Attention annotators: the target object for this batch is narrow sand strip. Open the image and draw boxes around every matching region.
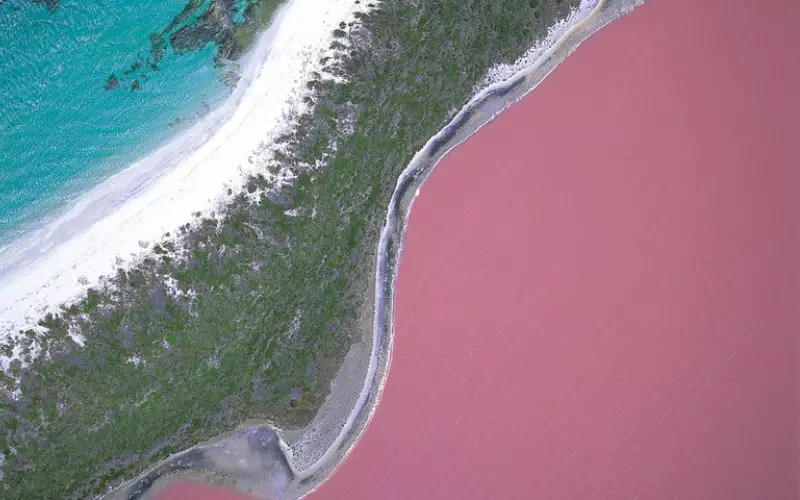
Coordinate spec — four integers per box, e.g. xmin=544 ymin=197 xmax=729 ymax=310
xmin=284 ymin=1 xmax=654 ymax=497
xmin=3 ymin=0 xmax=638 ymax=496
xmin=0 ymin=0 xmax=364 ymax=341
xmin=104 ymin=2 xmax=629 ymax=497
xmin=101 ymin=2 xmax=641 ymax=498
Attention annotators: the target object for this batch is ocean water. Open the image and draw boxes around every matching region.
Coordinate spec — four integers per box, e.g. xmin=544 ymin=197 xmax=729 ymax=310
xmin=0 ymin=0 xmax=231 ymax=244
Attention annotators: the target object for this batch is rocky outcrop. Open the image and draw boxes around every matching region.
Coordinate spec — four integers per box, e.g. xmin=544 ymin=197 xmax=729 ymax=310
xmin=106 ymin=0 xmax=266 ymax=92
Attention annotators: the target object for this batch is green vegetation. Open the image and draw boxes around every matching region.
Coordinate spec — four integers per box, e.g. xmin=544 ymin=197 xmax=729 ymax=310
xmin=0 ymin=0 xmax=579 ymax=496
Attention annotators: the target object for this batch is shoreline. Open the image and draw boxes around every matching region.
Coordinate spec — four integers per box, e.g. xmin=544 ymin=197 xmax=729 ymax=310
xmin=0 ymin=0 xmax=366 ymax=344
xmin=311 ymin=0 xmax=800 ymax=493
xmin=109 ymin=1 xmax=646 ymax=498
xmin=0 ymin=0 xmax=641 ymax=495
xmin=293 ymin=0 xmax=647 ymax=496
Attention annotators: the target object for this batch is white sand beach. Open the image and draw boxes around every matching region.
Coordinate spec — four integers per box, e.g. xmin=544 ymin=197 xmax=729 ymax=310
xmin=0 ymin=0 xmax=364 ymax=342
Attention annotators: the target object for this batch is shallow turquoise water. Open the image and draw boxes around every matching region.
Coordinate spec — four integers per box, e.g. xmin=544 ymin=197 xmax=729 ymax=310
xmin=0 ymin=0 xmax=230 ymax=244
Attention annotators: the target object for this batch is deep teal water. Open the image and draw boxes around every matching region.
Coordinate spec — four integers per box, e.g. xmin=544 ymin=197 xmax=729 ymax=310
xmin=0 ymin=0 xmax=230 ymax=244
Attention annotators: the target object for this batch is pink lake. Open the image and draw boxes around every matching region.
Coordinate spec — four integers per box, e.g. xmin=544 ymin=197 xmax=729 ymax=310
xmin=154 ymin=480 xmax=257 ymax=500
xmin=312 ymin=0 xmax=800 ymax=498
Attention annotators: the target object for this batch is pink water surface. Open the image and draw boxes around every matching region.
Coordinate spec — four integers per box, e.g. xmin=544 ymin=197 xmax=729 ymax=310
xmin=313 ymin=0 xmax=800 ymax=498
xmin=154 ymin=480 xmax=258 ymax=500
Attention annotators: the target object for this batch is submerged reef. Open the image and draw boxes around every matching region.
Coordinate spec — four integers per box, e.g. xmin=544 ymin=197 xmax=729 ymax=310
xmin=32 ymin=0 xmax=59 ymax=12
xmin=106 ymin=0 xmax=280 ymax=91
xmin=0 ymin=0 xmax=60 ymax=12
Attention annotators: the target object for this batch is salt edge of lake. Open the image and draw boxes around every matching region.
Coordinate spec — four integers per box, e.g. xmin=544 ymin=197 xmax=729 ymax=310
xmin=291 ymin=0 xmax=618 ymax=497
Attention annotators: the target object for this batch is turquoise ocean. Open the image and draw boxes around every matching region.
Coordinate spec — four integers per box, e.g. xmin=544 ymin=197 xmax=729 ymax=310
xmin=0 ymin=0 xmax=238 ymax=245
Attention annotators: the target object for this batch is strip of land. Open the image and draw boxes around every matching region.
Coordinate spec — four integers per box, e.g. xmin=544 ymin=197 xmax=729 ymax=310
xmin=0 ymin=0 xmax=364 ymax=348
xmin=313 ymin=0 xmax=800 ymax=496
xmin=118 ymin=1 xmax=650 ymax=499
xmin=0 ymin=0 xmax=605 ymax=496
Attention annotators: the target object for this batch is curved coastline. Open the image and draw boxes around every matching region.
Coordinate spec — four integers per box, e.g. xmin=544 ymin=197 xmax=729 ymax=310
xmin=312 ymin=0 xmax=800 ymax=493
xmin=0 ymin=0 xmax=366 ymax=344
xmin=294 ymin=0 xmax=642 ymax=496
xmin=0 ymin=33 xmax=270 ymax=337
xmin=292 ymin=0 xmax=661 ymax=497
xmin=0 ymin=0 xmax=642 ymax=496
xmin=109 ymin=1 xmax=647 ymax=498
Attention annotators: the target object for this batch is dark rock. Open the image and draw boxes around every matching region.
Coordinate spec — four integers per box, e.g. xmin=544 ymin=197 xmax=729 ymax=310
xmin=31 ymin=0 xmax=59 ymax=12
xmin=124 ymin=59 xmax=142 ymax=76
xmin=149 ymin=33 xmax=166 ymax=69
xmin=170 ymin=0 xmax=238 ymax=54
xmin=104 ymin=0 xmax=260 ymax=90
xmin=103 ymin=73 xmax=119 ymax=91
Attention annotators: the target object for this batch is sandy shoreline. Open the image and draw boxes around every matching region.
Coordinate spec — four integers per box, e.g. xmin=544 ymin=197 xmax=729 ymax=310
xmin=315 ymin=0 xmax=800 ymax=494
xmin=297 ymin=0 xmax=657 ymax=497
xmin=104 ymin=2 xmax=629 ymax=498
xmin=1 ymin=0 xmax=641 ymax=496
xmin=0 ymin=0 xmax=365 ymax=343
